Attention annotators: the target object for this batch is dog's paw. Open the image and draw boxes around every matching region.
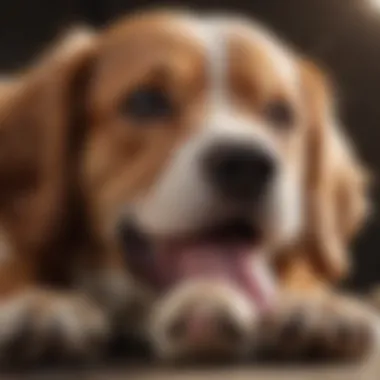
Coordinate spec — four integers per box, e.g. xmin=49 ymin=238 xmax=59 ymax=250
xmin=0 ymin=290 xmax=109 ymax=367
xmin=149 ymin=281 xmax=256 ymax=362
xmin=257 ymin=293 xmax=379 ymax=362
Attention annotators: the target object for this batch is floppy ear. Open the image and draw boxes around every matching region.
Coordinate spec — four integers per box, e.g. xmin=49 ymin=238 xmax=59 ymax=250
xmin=301 ymin=60 xmax=370 ymax=282
xmin=0 ymin=28 xmax=96 ymax=256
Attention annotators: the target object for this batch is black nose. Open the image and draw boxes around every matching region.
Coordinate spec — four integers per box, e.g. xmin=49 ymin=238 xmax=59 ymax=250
xmin=203 ymin=142 xmax=276 ymax=202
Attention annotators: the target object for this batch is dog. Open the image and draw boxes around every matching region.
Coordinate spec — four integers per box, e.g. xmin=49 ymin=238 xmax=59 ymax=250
xmin=0 ymin=9 xmax=376 ymax=365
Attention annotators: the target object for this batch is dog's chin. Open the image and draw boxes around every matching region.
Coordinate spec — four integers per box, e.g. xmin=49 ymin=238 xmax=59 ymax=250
xmin=117 ymin=217 xmax=277 ymax=314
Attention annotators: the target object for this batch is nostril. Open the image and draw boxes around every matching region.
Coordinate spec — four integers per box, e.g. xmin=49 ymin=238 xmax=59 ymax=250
xmin=251 ymin=154 xmax=275 ymax=182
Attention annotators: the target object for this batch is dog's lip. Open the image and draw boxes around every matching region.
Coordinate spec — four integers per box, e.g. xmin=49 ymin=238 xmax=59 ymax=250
xmin=160 ymin=219 xmax=262 ymax=246
xmin=117 ymin=218 xmax=261 ymax=256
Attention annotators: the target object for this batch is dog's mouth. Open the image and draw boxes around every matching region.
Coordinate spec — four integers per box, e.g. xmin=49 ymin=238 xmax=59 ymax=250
xmin=118 ymin=219 xmax=276 ymax=312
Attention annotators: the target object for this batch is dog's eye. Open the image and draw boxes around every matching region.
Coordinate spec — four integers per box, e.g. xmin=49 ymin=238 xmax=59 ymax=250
xmin=121 ymin=87 xmax=173 ymax=121
xmin=263 ymin=99 xmax=294 ymax=128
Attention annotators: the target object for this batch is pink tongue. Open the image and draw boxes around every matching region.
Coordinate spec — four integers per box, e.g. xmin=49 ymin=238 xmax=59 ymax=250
xmin=154 ymin=243 xmax=276 ymax=312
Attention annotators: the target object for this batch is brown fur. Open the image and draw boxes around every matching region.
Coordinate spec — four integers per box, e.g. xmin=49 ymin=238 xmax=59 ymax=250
xmin=276 ymin=60 xmax=369 ymax=288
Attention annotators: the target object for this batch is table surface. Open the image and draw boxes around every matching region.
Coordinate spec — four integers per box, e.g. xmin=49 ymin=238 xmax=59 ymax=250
xmin=2 ymin=364 xmax=379 ymax=380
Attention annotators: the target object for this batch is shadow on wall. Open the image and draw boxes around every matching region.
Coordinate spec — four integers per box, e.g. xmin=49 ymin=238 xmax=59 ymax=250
xmin=0 ymin=0 xmax=380 ymax=291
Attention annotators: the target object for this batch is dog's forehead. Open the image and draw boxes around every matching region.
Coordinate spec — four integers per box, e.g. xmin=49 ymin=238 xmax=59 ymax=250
xmin=179 ymin=15 xmax=297 ymax=75
xmin=182 ymin=15 xmax=300 ymax=99
xmin=100 ymin=12 xmax=299 ymax=90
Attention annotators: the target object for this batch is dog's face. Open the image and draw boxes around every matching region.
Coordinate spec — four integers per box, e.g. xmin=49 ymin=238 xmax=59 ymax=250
xmin=81 ymin=13 xmax=306 ymax=355
xmin=0 ymin=10 xmax=368 ymax=361
xmin=85 ymin=13 xmax=303 ymax=241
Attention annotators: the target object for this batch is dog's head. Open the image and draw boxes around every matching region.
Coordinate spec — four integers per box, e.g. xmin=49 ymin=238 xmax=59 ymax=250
xmin=0 ymin=10 xmax=369 ymax=360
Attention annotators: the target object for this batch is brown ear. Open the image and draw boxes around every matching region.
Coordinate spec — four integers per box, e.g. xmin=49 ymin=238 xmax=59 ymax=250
xmin=301 ymin=60 xmax=370 ymax=282
xmin=0 ymin=28 xmax=96 ymax=257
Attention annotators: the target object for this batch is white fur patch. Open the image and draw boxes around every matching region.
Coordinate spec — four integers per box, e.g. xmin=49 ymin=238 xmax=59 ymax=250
xmin=179 ymin=14 xmax=299 ymax=94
